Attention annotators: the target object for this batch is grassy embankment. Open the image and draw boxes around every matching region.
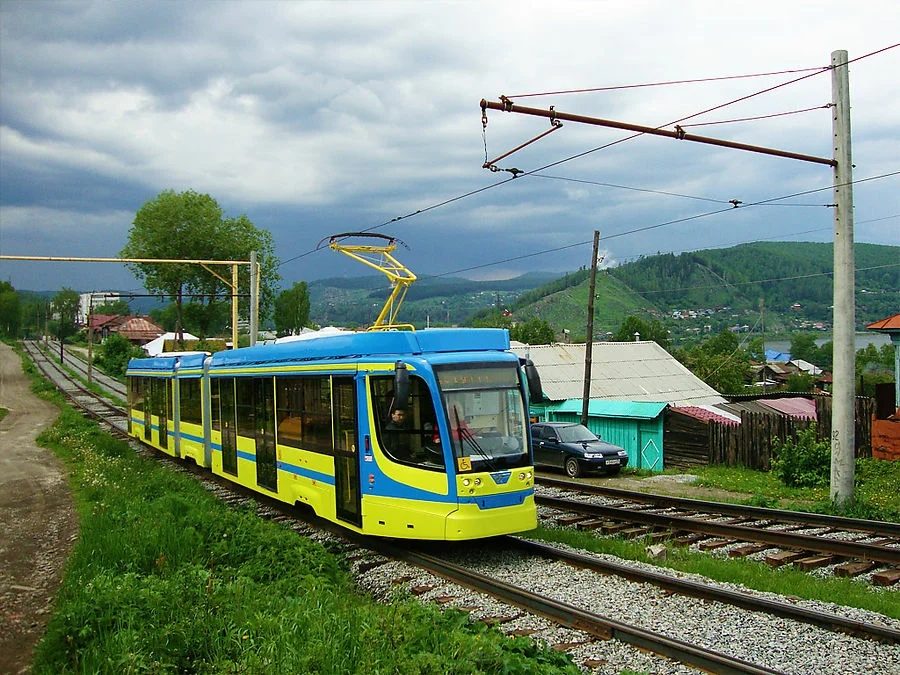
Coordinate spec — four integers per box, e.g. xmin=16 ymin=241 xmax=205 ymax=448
xmin=531 ymin=463 xmax=900 ymax=620
xmin=23 ymin=357 xmax=576 ymax=674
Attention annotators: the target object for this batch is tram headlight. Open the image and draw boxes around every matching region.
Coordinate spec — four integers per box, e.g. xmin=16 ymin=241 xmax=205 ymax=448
xmin=474 ymin=478 xmax=482 ymax=486
xmin=462 ymin=478 xmax=471 ymax=487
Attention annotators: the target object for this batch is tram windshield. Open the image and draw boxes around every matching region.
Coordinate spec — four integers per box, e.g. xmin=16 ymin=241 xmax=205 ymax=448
xmin=435 ymin=363 xmax=530 ymax=471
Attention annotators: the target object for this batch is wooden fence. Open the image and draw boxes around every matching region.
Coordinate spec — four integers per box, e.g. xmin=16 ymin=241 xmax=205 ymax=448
xmin=664 ymin=397 xmax=875 ymax=471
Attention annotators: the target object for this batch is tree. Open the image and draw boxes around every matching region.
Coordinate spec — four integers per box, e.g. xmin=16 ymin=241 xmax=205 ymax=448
xmin=93 ymin=299 xmax=131 ymax=316
xmin=96 ymin=333 xmax=143 ymax=378
xmin=673 ymin=329 xmax=751 ymax=394
xmin=790 ymin=332 xmax=820 ymax=364
xmin=510 ymin=318 xmax=555 ymax=345
xmin=52 ymin=288 xmax=80 ymax=342
xmin=0 ymin=281 xmax=21 ymax=338
xmin=612 ymin=316 xmax=670 ymax=348
xmin=273 ymin=282 xmax=311 ymax=337
xmin=121 ymin=190 xmax=280 ymax=344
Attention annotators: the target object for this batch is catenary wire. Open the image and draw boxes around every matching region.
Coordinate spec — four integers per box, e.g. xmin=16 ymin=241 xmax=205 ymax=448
xmin=278 ymin=46 xmax=898 ymax=270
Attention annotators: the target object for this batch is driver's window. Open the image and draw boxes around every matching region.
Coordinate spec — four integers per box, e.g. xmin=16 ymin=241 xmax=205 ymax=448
xmin=369 ymin=374 xmax=444 ymax=470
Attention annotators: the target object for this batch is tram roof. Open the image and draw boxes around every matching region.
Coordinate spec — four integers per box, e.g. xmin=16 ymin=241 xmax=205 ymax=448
xmin=209 ymin=327 xmax=512 ymax=369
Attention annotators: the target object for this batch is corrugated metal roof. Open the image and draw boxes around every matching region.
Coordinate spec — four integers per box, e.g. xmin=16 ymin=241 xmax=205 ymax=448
xmin=512 ymin=341 xmax=726 ymax=407
xmin=758 ymin=397 xmax=817 ymax=420
xmin=672 ymin=405 xmax=740 ymax=425
xmin=545 ymin=399 xmax=667 ymax=420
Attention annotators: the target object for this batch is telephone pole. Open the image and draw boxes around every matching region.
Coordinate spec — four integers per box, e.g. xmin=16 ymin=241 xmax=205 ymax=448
xmin=830 ymin=49 xmax=855 ymax=505
xmin=582 ymin=230 xmax=600 ymax=426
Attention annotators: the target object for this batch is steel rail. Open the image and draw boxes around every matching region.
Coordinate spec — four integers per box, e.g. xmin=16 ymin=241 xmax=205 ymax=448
xmin=537 ymin=475 xmax=900 ymax=537
xmin=504 ymin=537 xmax=900 ymax=644
xmin=537 ymin=494 xmax=900 ymax=565
xmin=370 ymin=538 xmax=785 ymax=675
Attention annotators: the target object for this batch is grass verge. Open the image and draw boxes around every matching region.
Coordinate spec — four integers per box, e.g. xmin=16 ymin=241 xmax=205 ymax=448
xmin=30 ymin=409 xmax=577 ymax=674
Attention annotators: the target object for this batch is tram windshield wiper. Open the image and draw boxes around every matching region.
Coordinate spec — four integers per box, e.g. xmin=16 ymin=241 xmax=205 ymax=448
xmin=450 ymin=405 xmax=497 ymax=472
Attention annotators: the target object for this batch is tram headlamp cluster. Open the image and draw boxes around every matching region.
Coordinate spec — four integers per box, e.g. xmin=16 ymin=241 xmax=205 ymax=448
xmin=518 ymin=471 xmax=532 ymax=481
xmin=462 ymin=478 xmax=483 ymax=488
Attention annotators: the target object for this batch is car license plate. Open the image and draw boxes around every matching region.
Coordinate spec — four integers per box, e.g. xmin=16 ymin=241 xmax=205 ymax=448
xmin=606 ymin=458 xmax=620 ymax=465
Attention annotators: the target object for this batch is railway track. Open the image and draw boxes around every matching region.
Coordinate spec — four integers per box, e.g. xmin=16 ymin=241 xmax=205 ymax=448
xmin=535 ymin=476 xmax=900 ymax=586
xmin=21 ymin=342 xmax=900 ymax=673
xmin=23 ymin=340 xmax=129 ymax=434
xmin=38 ymin=339 xmax=128 ymax=400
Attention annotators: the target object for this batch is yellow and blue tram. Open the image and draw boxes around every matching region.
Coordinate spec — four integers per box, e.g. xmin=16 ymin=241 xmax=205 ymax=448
xmin=126 ymin=328 xmax=541 ymax=540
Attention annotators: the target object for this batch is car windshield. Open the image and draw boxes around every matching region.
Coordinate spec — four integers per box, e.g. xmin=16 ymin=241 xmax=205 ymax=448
xmin=557 ymin=424 xmax=599 ymax=443
xmin=435 ymin=363 xmax=529 ymax=472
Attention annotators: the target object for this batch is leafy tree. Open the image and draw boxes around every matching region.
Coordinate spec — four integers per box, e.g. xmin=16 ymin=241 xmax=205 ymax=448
xmin=0 ymin=281 xmax=21 ymax=338
xmin=673 ymin=329 xmax=751 ymax=394
xmin=747 ymin=337 xmax=765 ymax=362
xmin=274 ymin=282 xmax=311 ymax=337
xmin=93 ymin=299 xmax=131 ymax=315
xmin=121 ymin=190 xmax=280 ymax=344
xmin=785 ymin=372 xmax=815 ymax=392
xmin=51 ymin=288 xmax=80 ymax=342
xmin=790 ymin=332 xmax=820 ymax=363
xmin=471 ymin=312 xmax=513 ymax=330
xmin=510 ymin=318 xmax=555 ymax=345
xmin=612 ymin=316 xmax=670 ymax=348
xmin=95 ymin=333 xmax=144 ymax=378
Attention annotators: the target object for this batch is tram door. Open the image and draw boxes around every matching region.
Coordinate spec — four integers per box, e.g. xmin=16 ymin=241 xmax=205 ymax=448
xmin=333 ymin=377 xmax=361 ymax=527
xmin=219 ymin=379 xmax=238 ymax=476
xmin=142 ymin=378 xmax=152 ymax=441
xmin=254 ymin=377 xmax=278 ymax=492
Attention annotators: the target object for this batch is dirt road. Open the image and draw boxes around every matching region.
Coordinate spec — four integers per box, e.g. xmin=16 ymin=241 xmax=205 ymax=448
xmin=0 ymin=342 xmax=78 ymax=675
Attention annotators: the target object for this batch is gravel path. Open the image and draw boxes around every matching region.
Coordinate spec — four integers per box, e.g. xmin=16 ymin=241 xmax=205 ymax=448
xmin=0 ymin=342 xmax=79 ymax=675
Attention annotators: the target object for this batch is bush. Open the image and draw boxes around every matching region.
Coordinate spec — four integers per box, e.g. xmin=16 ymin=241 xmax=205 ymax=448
xmin=96 ymin=333 xmax=144 ymax=378
xmin=770 ymin=424 xmax=830 ymax=488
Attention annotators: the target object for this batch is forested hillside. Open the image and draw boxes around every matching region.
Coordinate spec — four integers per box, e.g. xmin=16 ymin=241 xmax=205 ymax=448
xmin=305 ymin=242 xmax=898 ymax=335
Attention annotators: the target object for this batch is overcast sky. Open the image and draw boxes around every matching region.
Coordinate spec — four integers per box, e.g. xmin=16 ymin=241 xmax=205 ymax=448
xmin=1 ymin=0 xmax=898 ymax=294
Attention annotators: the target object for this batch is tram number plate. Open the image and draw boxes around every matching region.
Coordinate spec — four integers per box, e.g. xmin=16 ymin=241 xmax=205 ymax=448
xmin=606 ymin=459 xmax=620 ymax=465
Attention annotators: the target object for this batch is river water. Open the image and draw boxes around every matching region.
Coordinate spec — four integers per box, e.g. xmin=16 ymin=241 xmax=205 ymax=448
xmin=765 ymin=332 xmax=891 ymax=354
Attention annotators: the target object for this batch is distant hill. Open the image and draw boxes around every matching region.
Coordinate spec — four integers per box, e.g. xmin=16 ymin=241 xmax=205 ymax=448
xmin=320 ymin=241 xmax=897 ymax=338
xmin=308 ymin=271 xmax=559 ymax=327
xmin=498 ymin=242 xmax=898 ymax=340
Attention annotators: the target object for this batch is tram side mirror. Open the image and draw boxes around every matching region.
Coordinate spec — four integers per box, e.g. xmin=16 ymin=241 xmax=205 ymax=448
xmin=394 ymin=361 xmax=409 ymax=410
xmin=522 ymin=358 xmax=543 ymax=403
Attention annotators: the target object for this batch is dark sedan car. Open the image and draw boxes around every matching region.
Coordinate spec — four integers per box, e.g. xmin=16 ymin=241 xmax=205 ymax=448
xmin=531 ymin=422 xmax=629 ymax=478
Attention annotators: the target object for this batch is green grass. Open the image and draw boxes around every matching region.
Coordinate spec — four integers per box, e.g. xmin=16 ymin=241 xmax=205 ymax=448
xmin=0 ymin=407 xmax=7 ymax=422
xmin=688 ymin=462 xmax=900 ymax=522
xmin=30 ymin=405 xmax=578 ymax=674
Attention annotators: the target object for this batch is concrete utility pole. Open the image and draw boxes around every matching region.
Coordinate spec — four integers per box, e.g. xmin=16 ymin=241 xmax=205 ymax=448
xmin=582 ymin=230 xmax=600 ymax=426
xmin=830 ymin=50 xmax=856 ymax=505
xmin=250 ymin=250 xmax=259 ymax=346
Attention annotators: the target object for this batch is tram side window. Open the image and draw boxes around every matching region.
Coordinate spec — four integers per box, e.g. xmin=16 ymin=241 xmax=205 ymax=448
xmin=235 ymin=377 xmax=256 ymax=437
xmin=210 ymin=378 xmax=221 ymax=431
xmin=275 ymin=376 xmax=333 ymax=453
xmin=150 ymin=378 xmax=167 ymax=419
xmin=369 ymin=374 xmax=443 ymax=469
xmin=129 ymin=377 xmax=144 ymax=410
xmin=180 ymin=378 xmax=202 ymax=425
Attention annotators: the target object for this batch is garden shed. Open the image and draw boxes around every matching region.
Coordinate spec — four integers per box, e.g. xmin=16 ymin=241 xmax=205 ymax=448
xmin=536 ymin=399 xmax=667 ymax=471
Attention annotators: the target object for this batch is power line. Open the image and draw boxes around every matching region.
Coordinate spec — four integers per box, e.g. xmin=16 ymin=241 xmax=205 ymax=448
xmin=503 ymin=66 xmax=831 ymax=99
xmin=278 ymin=46 xmax=898 ymax=272
xmin=431 ymin=170 xmax=899 ymax=278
